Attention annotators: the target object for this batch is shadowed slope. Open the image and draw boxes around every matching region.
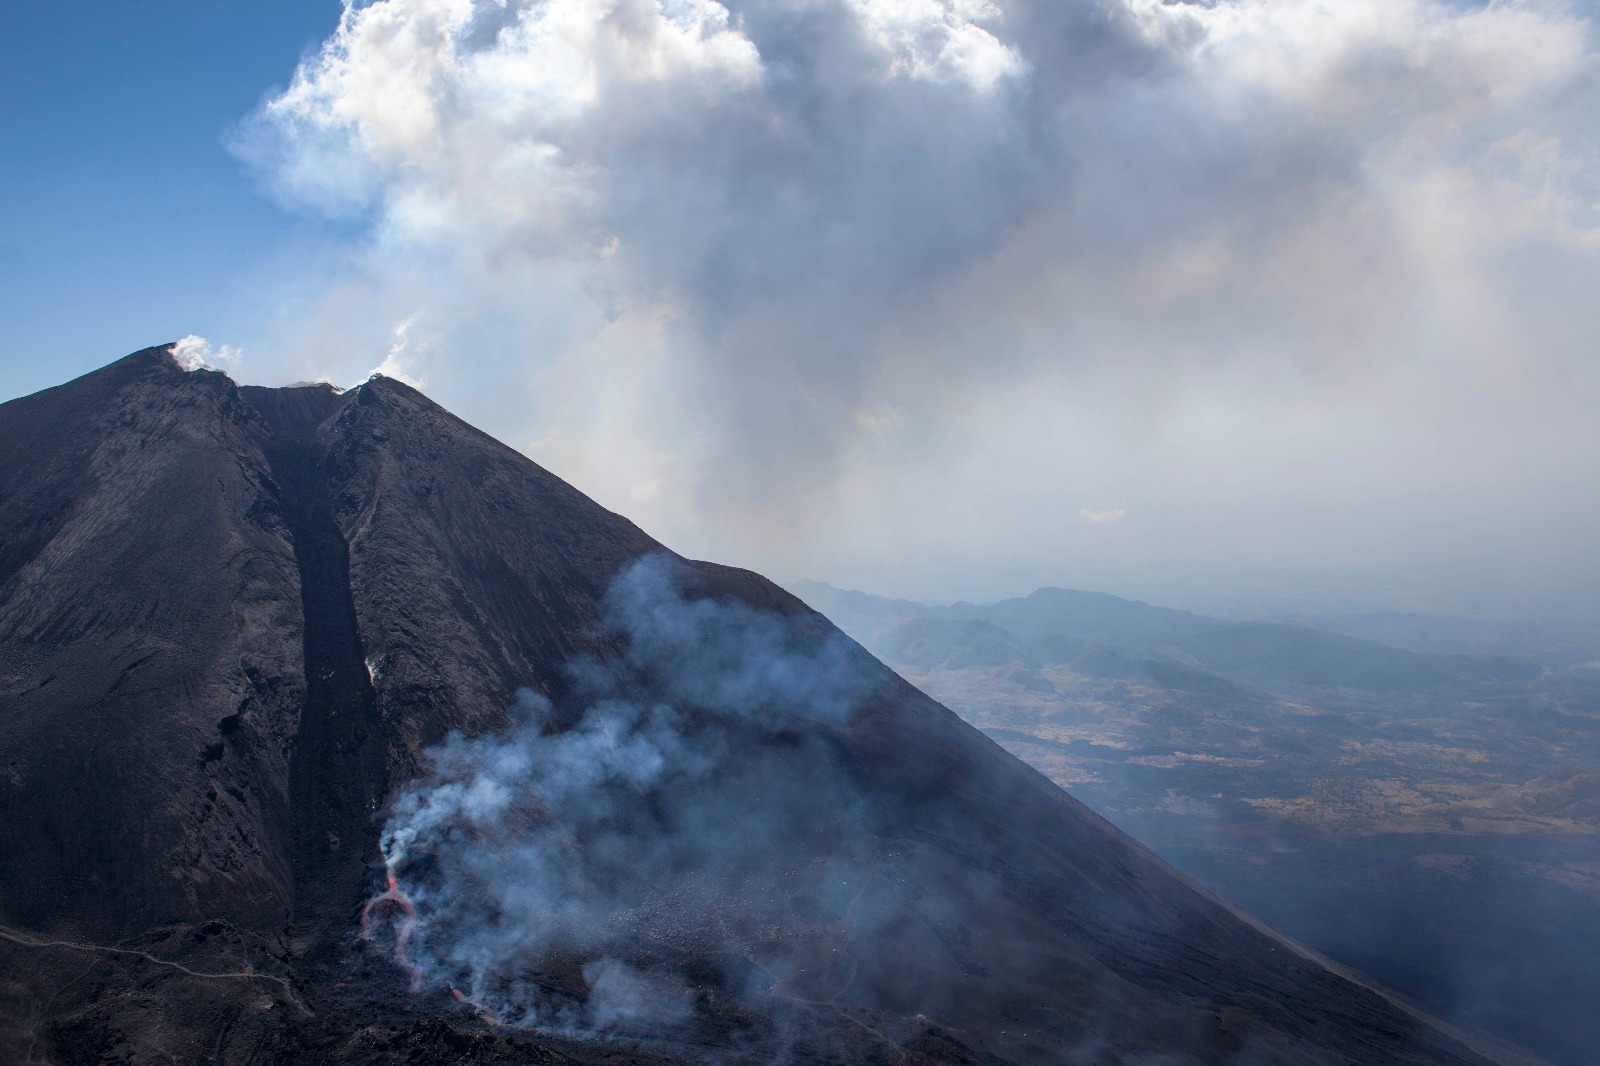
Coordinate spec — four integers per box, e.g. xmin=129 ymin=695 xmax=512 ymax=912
xmin=242 ymin=384 xmax=390 ymax=960
xmin=0 ymin=349 xmax=303 ymax=936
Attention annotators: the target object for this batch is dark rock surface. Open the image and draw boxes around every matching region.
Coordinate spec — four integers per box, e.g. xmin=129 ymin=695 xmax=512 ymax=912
xmin=0 ymin=348 xmax=1542 ymax=1064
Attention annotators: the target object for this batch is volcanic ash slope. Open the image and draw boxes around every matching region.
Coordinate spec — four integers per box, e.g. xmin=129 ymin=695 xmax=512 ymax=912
xmin=0 ymin=347 xmax=1538 ymax=1065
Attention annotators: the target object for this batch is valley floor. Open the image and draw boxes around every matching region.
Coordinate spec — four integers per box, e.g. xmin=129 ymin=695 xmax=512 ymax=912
xmin=912 ymin=663 xmax=1600 ymax=1066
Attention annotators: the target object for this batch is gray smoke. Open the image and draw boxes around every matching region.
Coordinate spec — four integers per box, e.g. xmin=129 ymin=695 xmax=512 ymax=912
xmin=233 ymin=0 xmax=1600 ymax=613
xmin=372 ymin=555 xmax=894 ymax=1034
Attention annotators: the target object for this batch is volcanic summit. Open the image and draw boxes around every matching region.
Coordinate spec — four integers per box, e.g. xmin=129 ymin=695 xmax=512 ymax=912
xmin=0 ymin=347 xmax=1536 ymax=1064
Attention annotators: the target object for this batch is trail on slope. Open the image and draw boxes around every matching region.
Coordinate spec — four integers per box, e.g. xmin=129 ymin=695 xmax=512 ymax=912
xmin=0 ymin=924 xmax=305 ymax=1005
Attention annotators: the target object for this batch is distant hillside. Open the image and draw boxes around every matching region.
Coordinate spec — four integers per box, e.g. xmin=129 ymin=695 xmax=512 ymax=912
xmin=1280 ymin=611 xmax=1600 ymax=666
xmin=793 ymin=581 xmax=1540 ymax=695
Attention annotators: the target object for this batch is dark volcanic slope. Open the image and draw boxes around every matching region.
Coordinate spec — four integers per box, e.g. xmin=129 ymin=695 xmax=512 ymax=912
xmin=0 ymin=352 xmax=304 ymax=933
xmin=0 ymin=348 xmax=1537 ymax=1065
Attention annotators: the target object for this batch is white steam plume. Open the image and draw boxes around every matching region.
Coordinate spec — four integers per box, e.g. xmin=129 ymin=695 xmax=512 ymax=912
xmin=170 ymin=335 xmax=244 ymax=372
xmin=238 ymin=0 xmax=1600 ymax=601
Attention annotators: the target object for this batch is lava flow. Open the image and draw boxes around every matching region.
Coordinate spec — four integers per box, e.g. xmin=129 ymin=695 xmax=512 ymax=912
xmin=360 ymin=868 xmax=423 ymax=990
xmin=360 ymin=866 xmax=504 ymax=1025
xmin=452 ymin=986 xmax=503 ymax=1027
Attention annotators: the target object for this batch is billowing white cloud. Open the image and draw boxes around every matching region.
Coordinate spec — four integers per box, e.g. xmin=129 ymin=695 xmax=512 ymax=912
xmin=171 ymin=334 xmax=244 ymax=372
xmin=1079 ymin=507 xmax=1126 ymax=525
xmin=236 ymin=0 xmax=1600 ymax=612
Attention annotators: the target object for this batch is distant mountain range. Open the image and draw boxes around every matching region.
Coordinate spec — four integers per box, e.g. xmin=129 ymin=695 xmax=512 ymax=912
xmin=791 ymin=581 xmax=1542 ymax=695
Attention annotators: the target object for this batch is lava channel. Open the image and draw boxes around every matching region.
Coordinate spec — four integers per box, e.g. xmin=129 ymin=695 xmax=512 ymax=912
xmin=360 ymin=868 xmax=503 ymax=1025
xmin=360 ymin=869 xmax=422 ymax=990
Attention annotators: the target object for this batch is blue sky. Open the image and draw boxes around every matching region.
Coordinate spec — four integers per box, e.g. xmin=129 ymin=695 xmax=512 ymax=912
xmin=0 ymin=0 xmax=343 ymax=401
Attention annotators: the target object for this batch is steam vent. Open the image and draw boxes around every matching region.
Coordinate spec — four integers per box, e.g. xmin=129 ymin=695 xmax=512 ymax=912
xmin=0 ymin=347 xmax=1541 ymax=1064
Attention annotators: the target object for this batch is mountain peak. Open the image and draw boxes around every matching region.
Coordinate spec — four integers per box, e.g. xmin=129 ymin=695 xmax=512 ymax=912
xmin=0 ymin=349 xmax=1528 ymax=1066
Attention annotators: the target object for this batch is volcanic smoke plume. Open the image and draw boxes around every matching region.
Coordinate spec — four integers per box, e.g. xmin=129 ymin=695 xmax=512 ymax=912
xmin=365 ymin=555 xmax=892 ymax=1033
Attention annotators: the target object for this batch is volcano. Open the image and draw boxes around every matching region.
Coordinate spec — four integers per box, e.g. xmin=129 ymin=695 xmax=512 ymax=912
xmin=0 ymin=346 xmax=1538 ymax=1065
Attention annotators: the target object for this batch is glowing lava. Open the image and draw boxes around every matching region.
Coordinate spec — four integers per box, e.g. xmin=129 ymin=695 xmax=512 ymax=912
xmin=360 ymin=866 xmax=503 ymax=1025
xmin=360 ymin=869 xmax=422 ymax=990
xmin=452 ymin=986 xmax=503 ymax=1026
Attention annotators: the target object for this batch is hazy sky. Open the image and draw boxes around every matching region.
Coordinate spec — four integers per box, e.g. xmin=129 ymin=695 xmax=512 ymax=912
xmin=4 ymin=0 xmax=1598 ymax=617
